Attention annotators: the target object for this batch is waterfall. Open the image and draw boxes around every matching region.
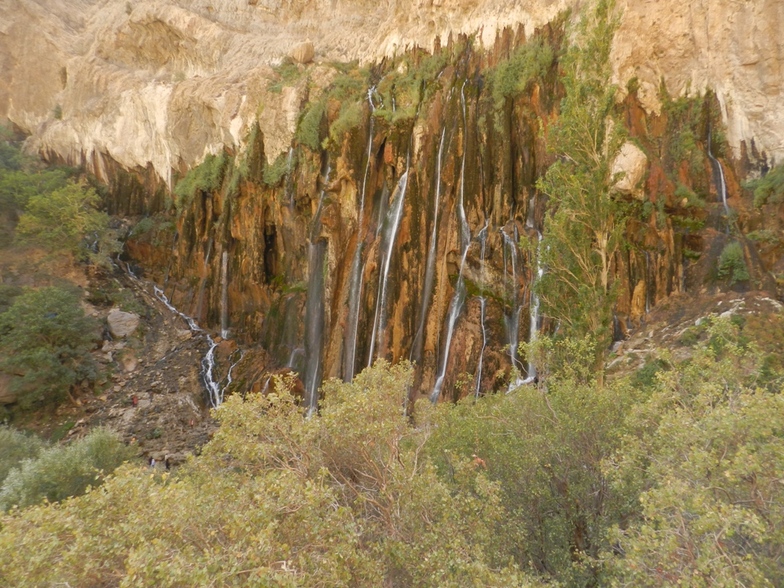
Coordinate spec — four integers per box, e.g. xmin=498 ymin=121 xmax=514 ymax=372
xmin=474 ymin=221 xmax=489 ymax=399
xmin=522 ymin=232 xmax=543 ymax=384
xmin=502 ymin=226 xmax=525 ymax=389
xmin=219 ymin=249 xmax=229 ymax=339
xmin=411 ymin=127 xmax=447 ymax=366
xmin=707 ymin=130 xmax=730 ymax=216
xmin=431 ymin=85 xmax=471 ymax=402
xmin=343 ymin=90 xmax=376 ymax=382
xmin=152 ymin=285 xmax=228 ymax=407
xmin=303 ymin=163 xmax=330 ymax=416
xmin=367 ymin=166 xmax=409 ymax=365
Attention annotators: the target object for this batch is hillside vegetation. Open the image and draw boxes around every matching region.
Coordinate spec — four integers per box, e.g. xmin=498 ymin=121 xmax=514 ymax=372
xmin=0 ymin=317 xmax=782 ymax=586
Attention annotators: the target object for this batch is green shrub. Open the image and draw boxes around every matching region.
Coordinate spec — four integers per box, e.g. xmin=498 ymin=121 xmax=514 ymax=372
xmin=0 ymin=427 xmax=46 ymax=485
xmin=173 ymin=152 xmax=228 ymax=211
xmin=0 ymin=362 xmax=538 ymax=586
xmin=746 ymin=163 xmax=784 ymax=208
xmin=0 ymin=286 xmax=100 ymax=409
xmin=491 ymin=37 xmax=555 ymax=112
xmin=717 ymin=241 xmax=750 ymax=284
xmin=128 ymin=216 xmax=154 ymax=237
xmin=296 ymin=100 xmax=326 ymax=150
xmin=747 ymin=229 xmax=779 ymax=244
xmin=0 ymin=428 xmax=133 ymax=510
xmin=674 ymin=182 xmax=705 ymax=208
xmin=262 ymin=151 xmax=291 ymax=187
xmin=0 ymin=285 xmax=22 ymax=314
xmin=267 ymin=59 xmax=304 ymax=94
xmin=328 ymin=101 xmax=364 ymax=145
xmin=15 ymin=182 xmax=109 ymax=259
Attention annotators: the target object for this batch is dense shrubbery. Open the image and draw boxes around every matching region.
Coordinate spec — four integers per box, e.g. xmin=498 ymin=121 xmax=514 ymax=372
xmin=173 ymin=152 xmax=229 ymax=211
xmin=491 ymin=37 xmax=555 ymax=112
xmin=0 ymin=428 xmax=133 ymax=511
xmin=746 ymin=163 xmax=784 ymax=208
xmin=0 ymin=318 xmax=780 ymax=586
xmin=0 ymin=427 xmax=46 ymax=484
xmin=717 ymin=241 xmax=750 ymax=285
xmin=0 ymin=286 xmax=101 ymax=409
xmin=0 ymin=128 xmax=118 ymax=263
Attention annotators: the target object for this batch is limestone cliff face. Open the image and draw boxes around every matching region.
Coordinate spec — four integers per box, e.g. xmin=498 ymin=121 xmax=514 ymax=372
xmin=1 ymin=0 xmax=782 ymax=400
xmin=2 ymin=0 xmax=782 ymax=179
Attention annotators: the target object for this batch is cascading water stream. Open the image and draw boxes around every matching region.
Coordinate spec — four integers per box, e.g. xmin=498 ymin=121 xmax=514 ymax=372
xmin=431 ymin=84 xmax=471 ymax=402
xmin=303 ymin=163 xmax=331 ymax=416
xmin=367 ymin=164 xmax=409 ymax=365
xmin=411 ymin=127 xmax=447 ymax=366
xmin=152 ymin=285 xmax=232 ymax=407
xmin=521 ymin=232 xmax=543 ymax=385
xmin=219 ymin=249 xmax=229 ymax=339
xmin=707 ymin=129 xmax=730 ymax=216
xmin=343 ymin=89 xmax=376 ymax=382
xmin=502 ymin=227 xmax=525 ymax=389
xmin=474 ymin=221 xmax=489 ymax=399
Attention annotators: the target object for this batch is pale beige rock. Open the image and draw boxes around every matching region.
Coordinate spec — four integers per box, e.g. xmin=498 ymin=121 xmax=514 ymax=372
xmin=1 ymin=0 xmax=782 ymax=183
xmin=107 ymin=309 xmax=140 ymax=339
xmin=612 ymin=141 xmax=648 ymax=199
xmin=290 ymin=41 xmax=314 ymax=64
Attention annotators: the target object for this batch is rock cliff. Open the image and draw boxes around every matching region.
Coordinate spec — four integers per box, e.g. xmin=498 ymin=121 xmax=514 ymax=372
xmin=1 ymin=0 xmax=782 ymax=401
xmin=2 ymin=0 xmax=782 ymax=177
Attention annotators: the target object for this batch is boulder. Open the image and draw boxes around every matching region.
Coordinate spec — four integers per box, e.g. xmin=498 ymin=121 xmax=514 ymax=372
xmin=612 ymin=141 xmax=648 ymax=200
xmin=107 ymin=309 xmax=140 ymax=339
xmin=289 ymin=41 xmax=314 ymax=64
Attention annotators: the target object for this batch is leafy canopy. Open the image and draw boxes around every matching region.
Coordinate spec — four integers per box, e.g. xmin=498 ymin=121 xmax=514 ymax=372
xmin=0 ymin=286 xmax=100 ymax=409
xmin=536 ymin=0 xmax=626 ymax=371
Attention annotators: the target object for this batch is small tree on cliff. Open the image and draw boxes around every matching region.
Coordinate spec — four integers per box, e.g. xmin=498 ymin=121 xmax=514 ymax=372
xmin=536 ymin=0 xmax=626 ymax=378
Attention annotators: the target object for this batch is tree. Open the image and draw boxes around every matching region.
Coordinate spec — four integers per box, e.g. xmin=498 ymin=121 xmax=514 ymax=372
xmin=0 ymin=286 xmax=100 ymax=409
xmin=536 ymin=0 xmax=626 ymax=376
xmin=15 ymin=182 xmax=111 ymax=259
xmin=606 ymin=318 xmax=784 ymax=586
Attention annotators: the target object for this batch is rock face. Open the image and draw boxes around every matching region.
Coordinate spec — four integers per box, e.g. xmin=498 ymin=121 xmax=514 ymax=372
xmin=1 ymin=0 xmax=782 ymax=401
xmin=1 ymin=0 xmax=782 ymax=183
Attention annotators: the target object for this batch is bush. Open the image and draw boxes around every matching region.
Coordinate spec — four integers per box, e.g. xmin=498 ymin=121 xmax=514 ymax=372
xmin=607 ymin=319 xmax=784 ymax=586
xmin=717 ymin=241 xmax=750 ymax=284
xmin=491 ymin=37 xmax=555 ymax=112
xmin=328 ymin=101 xmax=364 ymax=145
xmin=0 ymin=286 xmax=100 ymax=409
xmin=15 ymin=182 xmax=111 ymax=261
xmin=296 ymin=100 xmax=325 ymax=150
xmin=173 ymin=152 xmax=228 ymax=211
xmin=0 ymin=362 xmax=539 ymax=587
xmin=0 ymin=427 xmax=46 ymax=485
xmin=0 ymin=428 xmax=133 ymax=510
xmin=746 ymin=163 xmax=784 ymax=208
xmin=262 ymin=151 xmax=291 ymax=187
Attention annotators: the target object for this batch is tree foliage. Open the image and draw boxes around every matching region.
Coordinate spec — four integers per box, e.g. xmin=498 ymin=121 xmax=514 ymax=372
xmin=0 ymin=427 xmax=46 ymax=485
xmin=0 ymin=362 xmax=541 ymax=587
xmin=16 ymin=182 xmax=112 ymax=258
xmin=0 ymin=322 xmax=782 ymax=585
xmin=536 ymin=0 xmax=626 ymax=369
xmin=0 ymin=428 xmax=133 ymax=511
xmin=606 ymin=318 xmax=784 ymax=586
xmin=0 ymin=286 xmax=100 ymax=409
